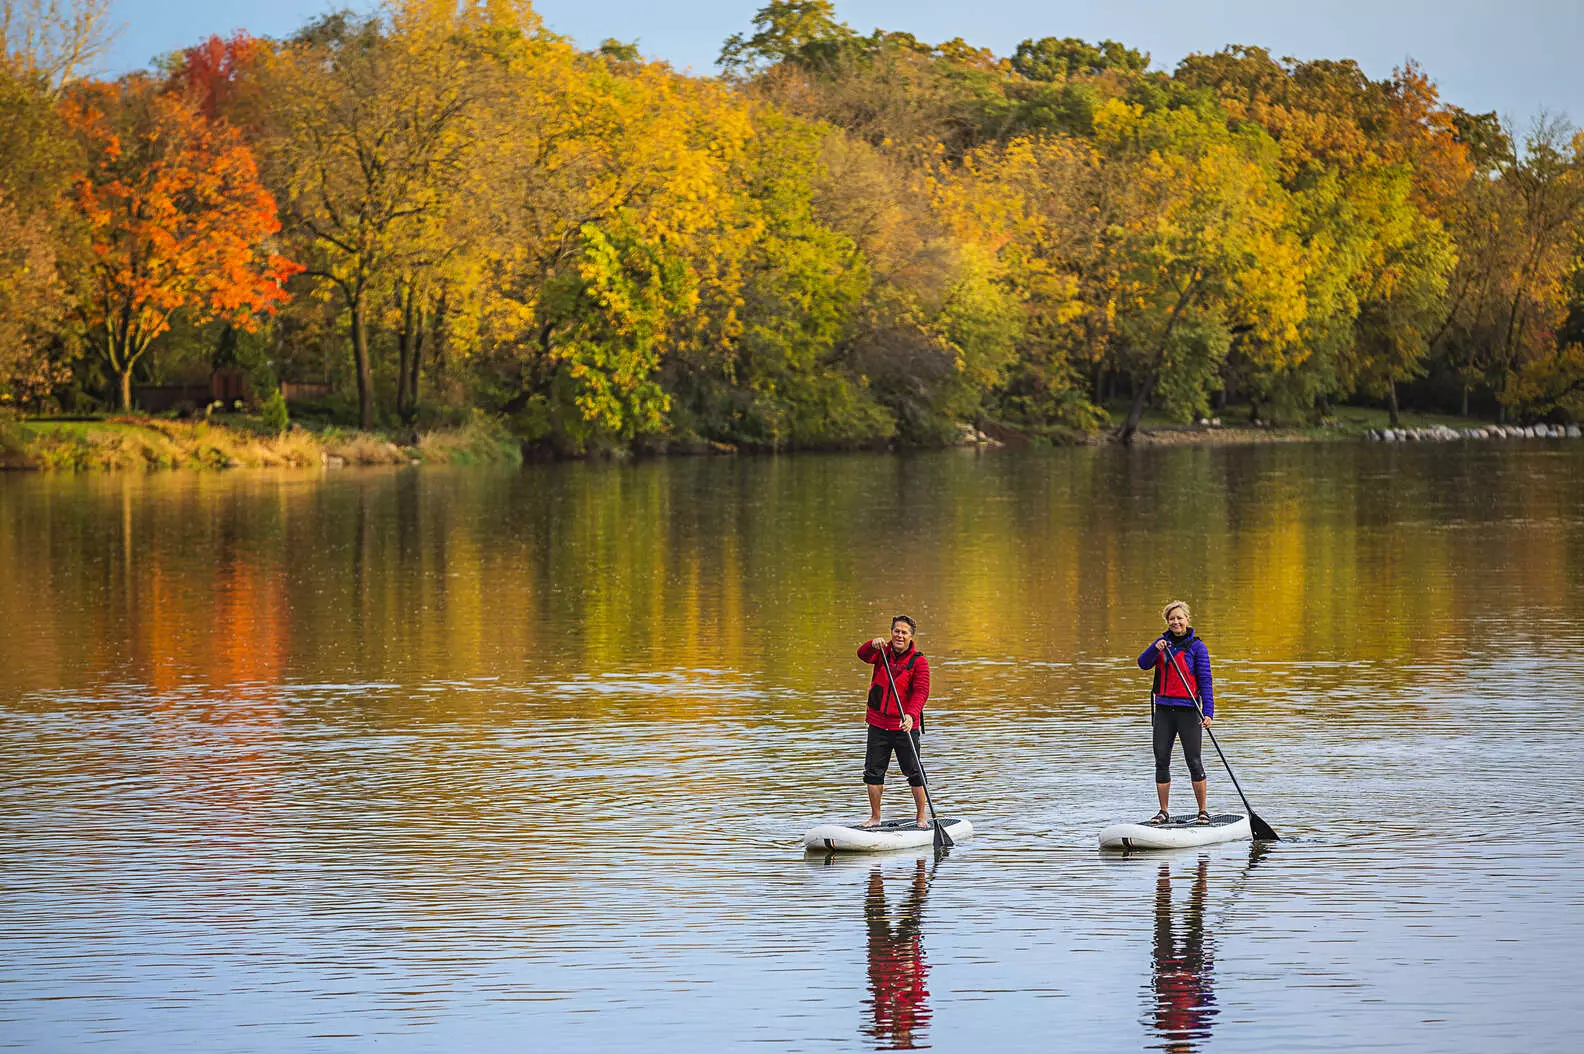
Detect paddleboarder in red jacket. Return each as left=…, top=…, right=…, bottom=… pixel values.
left=857, top=615, right=931, bottom=829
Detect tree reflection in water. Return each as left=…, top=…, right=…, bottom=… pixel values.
left=1148, top=856, right=1218, bottom=1052
left=864, top=858, right=932, bottom=1050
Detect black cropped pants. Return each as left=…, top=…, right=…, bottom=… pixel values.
left=1153, top=705, right=1206, bottom=783
left=863, top=726, right=925, bottom=787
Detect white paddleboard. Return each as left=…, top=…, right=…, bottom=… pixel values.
left=1098, top=813, right=1251, bottom=851
left=803, top=817, right=974, bottom=853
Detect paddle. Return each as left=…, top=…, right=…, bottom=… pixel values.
left=877, top=644, right=954, bottom=851
left=1165, top=647, right=1280, bottom=841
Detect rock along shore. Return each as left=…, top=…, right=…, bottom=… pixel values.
left=1366, top=423, right=1583, bottom=442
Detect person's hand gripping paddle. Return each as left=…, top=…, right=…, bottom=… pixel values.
left=878, top=645, right=954, bottom=851
left=1166, top=648, right=1279, bottom=841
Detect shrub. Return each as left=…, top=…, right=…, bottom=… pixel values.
left=260, top=389, right=289, bottom=434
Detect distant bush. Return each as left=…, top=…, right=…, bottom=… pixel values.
left=260, top=389, right=289, bottom=434
left=416, top=411, right=523, bottom=465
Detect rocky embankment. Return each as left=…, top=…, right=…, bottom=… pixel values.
left=1367, top=423, right=1583, bottom=442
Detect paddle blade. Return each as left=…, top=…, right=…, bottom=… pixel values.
left=1249, top=812, right=1279, bottom=841
left=934, top=823, right=954, bottom=850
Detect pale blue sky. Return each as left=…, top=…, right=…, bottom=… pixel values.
left=103, top=1, right=1580, bottom=130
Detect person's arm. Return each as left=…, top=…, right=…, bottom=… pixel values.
left=1138, top=641, right=1165, bottom=670
left=904, top=655, right=930, bottom=725
left=858, top=640, right=880, bottom=664
left=1195, top=643, right=1214, bottom=718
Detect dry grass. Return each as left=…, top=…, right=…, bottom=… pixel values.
left=414, top=413, right=522, bottom=465
left=3, top=413, right=522, bottom=471
left=320, top=430, right=408, bottom=465
left=15, top=418, right=323, bottom=470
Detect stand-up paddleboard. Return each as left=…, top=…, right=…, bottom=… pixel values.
left=1098, top=813, right=1251, bottom=851
left=804, top=817, right=973, bottom=853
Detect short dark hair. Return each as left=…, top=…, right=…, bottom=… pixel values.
left=891, top=614, right=917, bottom=633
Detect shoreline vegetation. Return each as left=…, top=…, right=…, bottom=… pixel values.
left=4, top=406, right=1580, bottom=472
left=4, top=2, right=1584, bottom=459
left=0, top=414, right=523, bottom=471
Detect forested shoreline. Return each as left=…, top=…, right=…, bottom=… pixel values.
left=3, top=0, right=1584, bottom=458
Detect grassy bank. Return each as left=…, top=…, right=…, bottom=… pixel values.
left=0, top=413, right=523, bottom=471
left=1, top=404, right=1556, bottom=471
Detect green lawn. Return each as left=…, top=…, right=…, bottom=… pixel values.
left=1325, top=406, right=1493, bottom=431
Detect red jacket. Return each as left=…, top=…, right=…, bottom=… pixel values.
left=858, top=641, right=930, bottom=731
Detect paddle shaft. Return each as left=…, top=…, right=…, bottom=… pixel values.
left=877, top=645, right=953, bottom=850
left=1164, top=647, right=1279, bottom=841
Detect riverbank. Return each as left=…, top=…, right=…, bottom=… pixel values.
left=1005, top=404, right=1584, bottom=448
left=0, top=414, right=522, bottom=471
left=4, top=408, right=1579, bottom=470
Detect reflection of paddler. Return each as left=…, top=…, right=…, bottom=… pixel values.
left=865, top=859, right=932, bottom=1049
left=1149, top=857, right=1218, bottom=1053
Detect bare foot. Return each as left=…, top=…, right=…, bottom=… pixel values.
left=856, top=818, right=883, bottom=829
left=915, top=819, right=931, bottom=829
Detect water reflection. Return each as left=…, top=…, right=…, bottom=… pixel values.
left=6, top=444, right=1584, bottom=710
left=1146, top=857, right=1217, bottom=1052
left=864, top=859, right=933, bottom=1050
left=2, top=448, right=1583, bottom=1049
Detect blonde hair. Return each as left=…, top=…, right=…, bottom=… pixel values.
left=1161, top=600, right=1191, bottom=623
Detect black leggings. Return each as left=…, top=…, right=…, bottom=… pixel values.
left=1153, top=705, right=1206, bottom=783
left=863, top=726, right=925, bottom=787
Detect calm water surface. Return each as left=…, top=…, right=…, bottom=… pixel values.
left=2, top=444, right=1581, bottom=1051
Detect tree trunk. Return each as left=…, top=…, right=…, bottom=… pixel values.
left=351, top=291, right=373, bottom=431
left=395, top=284, right=424, bottom=426
left=1460, top=382, right=1469, bottom=418
left=120, top=367, right=133, bottom=412
left=408, top=325, right=423, bottom=422
left=1387, top=380, right=1400, bottom=428
left=1118, top=371, right=1159, bottom=445
left=1118, top=277, right=1199, bottom=445
left=396, top=284, right=413, bottom=423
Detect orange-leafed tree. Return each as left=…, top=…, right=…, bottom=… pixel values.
left=60, top=74, right=300, bottom=410
left=166, top=30, right=275, bottom=139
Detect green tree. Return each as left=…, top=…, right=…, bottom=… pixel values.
left=1095, top=101, right=1308, bottom=441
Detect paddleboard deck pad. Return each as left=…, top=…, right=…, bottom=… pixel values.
left=1098, top=813, right=1251, bottom=851
left=804, top=818, right=974, bottom=852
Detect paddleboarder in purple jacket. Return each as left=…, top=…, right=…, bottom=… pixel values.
left=1138, top=600, right=1214, bottom=825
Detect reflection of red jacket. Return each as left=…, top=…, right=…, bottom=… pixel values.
left=868, top=927, right=928, bottom=1040
left=1151, top=865, right=1217, bottom=1046
left=1153, top=958, right=1213, bottom=1039
left=858, top=641, right=930, bottom=731
left=867, top=869, right=930, bottom=1047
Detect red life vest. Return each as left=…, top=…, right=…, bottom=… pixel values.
left=860, top=641, right=929, bottom=731
left=1154, top=648, right=1200, bottom=701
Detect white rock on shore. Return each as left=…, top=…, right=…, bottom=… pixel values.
left=1366, top=422, right=1581, bottom=443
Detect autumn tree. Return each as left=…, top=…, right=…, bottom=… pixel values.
left=267, top=2, right=524, bottom=429
left=0, top=191, right=69, bottom=405
left=61, top=75, right=299, bottom=409
left=0, top=58, right=77, bottom=405
left=933, top=134, right=1113, bottom=429
left=165, top=30, right=273, bottom=133
left=1094, top=101, right=1307, bottom=441
left=1435, top=118, right=1584, bottom=420
left=2, top=0, right=114, bottom=93
left=718, top=0, right=853, bottom=77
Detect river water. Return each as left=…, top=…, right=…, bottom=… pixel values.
left=1, top=443, right=1580, bottom=1051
